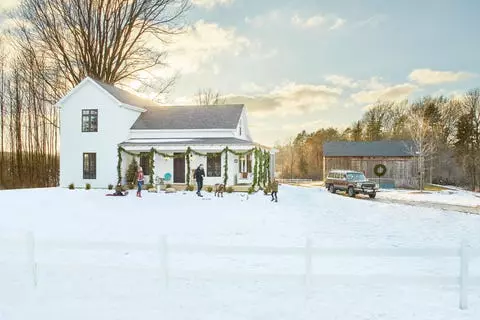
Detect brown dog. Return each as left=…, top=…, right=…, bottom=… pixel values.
left=214, top=183, right=224, bottom=197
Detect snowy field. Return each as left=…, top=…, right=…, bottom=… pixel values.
left=378, top=188, right=480, bottom=207
left=1, top=185, right=480, bottom=319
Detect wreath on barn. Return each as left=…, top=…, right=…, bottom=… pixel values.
left=373, top=164, right=387, bottom=177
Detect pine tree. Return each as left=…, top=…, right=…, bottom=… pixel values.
left=126, top=157, right=139, bottom=185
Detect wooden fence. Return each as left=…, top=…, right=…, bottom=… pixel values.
left=1, top=233, right=479, bottom=310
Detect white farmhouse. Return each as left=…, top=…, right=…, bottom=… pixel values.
left=57, top=77, right=275, bottom=188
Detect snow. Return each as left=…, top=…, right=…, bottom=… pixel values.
left=1, top=185, right=480, bottom=319
left=378, top=188, right=480, bottom=207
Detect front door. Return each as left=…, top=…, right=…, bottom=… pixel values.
left=173, top=154, right=185, bottom=183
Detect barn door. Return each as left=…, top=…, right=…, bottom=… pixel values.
left=173, top=154, right=185, bottom=183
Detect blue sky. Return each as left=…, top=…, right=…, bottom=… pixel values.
left=160, top=0, right=480, bottom=145
left=1, top=0, right=479, bottom=145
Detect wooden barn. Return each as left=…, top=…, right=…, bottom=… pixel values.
left=323, top=140, right=418, bottom=188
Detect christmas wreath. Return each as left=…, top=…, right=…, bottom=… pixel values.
left=373, top=164, right=387, bottom=177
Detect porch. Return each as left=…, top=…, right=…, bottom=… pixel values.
left=118, top=138, right=274, bottom=187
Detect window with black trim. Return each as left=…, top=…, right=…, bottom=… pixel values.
left=83, top=153, right=96, bottom=179
left=139, top=153, right=151, bottom=175
left=82, top=109, right=98, bottom=132
left=207, top=154, right=221, bottom=177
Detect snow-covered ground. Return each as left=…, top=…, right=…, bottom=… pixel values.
left=378, top=188, right=480, bottom=207
left=1, top=186, right=480, bottom=320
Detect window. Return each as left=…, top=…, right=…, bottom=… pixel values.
left=139, top=153, right=150, bottom=175
left=82, top=109, right=98, bottom=132
left=83, top=153, right=96, bottom=179
left=239, top=154, right=252, bottom=173
left=207, top=153, right=221, bottom=177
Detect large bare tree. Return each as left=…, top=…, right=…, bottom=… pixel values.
left=12, top=0, right=190, bottom=96
left=195, top=88, right=226, bottom=105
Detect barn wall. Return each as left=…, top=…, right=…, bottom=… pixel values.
left=324, top=156, right=418, bottom=188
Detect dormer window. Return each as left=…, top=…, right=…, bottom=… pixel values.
left=82, top=109, right=98, bottom=132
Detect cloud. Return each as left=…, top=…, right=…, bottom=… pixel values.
left=330, top=18, right=346, bottom=30
left=0, top=0, right=19, bottom=11
left=245, top=10, right=281, bottom=28
left=160, top=20, right=250, bottom=76
left=240, top=82, right=266, bottom=93
left=191, top=0, right=233, bottom=9
left=408, top=69, right=475, bottom=85
left=225, top=82, right=342, bottom=116
left=291, top=13, right=345, bottom=30
left=324, top=75, right=358, bottom=88
left=351, top=83, right=417, bottom=104
left=355, top=14, right=387, bottom=28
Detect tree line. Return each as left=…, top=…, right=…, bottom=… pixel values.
left=0, top=0, right=189, bottom=189
left=275, top=89, right=480, bottom=191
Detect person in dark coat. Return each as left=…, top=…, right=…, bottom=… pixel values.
left=194, top=164, right=205, bottom=197
left=271, top=179, right=279, bottom=202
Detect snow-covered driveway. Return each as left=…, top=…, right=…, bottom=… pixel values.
left=0, top=186, right=480, bottom=319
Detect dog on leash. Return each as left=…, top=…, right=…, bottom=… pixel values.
left=214, top=183, right=225, bottom=197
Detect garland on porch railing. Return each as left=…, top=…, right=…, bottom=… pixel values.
left=264, top=150, right=271, bottom=187
left=223, top=147, right=229, bottom=186
left=117, top=146, right=267, bottom=187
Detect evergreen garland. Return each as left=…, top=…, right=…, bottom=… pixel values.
left=149, top=149, right=155, bottom=185
left=186, top=147, right=191, bottom=186
left=117, top=145, right=270, bottom=189
left=252, top=148, right=259, bottom=187
left=257, top=149, right=263, bottom=188
left=265, top=150, right=271, bottom=186
left=223, top=147, right=229, bottom=186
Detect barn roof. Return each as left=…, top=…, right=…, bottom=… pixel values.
left=323, top=140, right=416, bottom=157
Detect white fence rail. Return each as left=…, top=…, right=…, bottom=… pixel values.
left=1, top=233, right=478, bottom=310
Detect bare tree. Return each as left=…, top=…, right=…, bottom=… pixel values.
left=195, top=88, right=226, bottom=105
left=12, top=0, right=190, bottom=98
left=405, top=110, right=437, bottom=191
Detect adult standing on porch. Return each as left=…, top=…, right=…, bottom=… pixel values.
left=194, top=164, right=205, bottom=197
left=137, top=167, right=144, bottom=198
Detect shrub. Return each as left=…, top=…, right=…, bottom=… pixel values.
left=248, top=186, right=255, bottom=194
left=226, top=186, right=234, bottom=193
left=85, top=183, right=91, bottom=190
left=206, top=186, right=213, bottom=192
left=121, top=185, right=128, bottom=192
left=68, top=183, right=75, bottom=190
left=108, top=184, right=114, bottom=190
left=128, top=183, right=135, bottom=190
left=146, top=183, right=153, bottom=190
left=166, top=184, right=172, bottom=189
left=185, top=184, right=195, bottom=191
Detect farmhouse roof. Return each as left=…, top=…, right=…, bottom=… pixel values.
left=89, top=78, right=245, bottom=131
left=323, top=140, right=416, bottom=157
left=90, top=78, right=162, bottom=108
left=130, top=104, right=245, bottom=130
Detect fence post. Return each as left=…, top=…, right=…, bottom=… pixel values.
left=459, top=240, right=469, bottom=310
left=27, top=232, right=37, bottom=288
left=305, top=237, right=312, bottom=291
left=160, top=235, right=169, bottom=289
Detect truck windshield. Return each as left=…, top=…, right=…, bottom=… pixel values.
left=346, top=173, right=367, bottom=181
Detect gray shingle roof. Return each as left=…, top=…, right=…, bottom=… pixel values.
left=120, top=137, right=254, bottom=147
left=323, top=140, right=416, bottom=157
left=131, top=104, right=244, bottom=130
left=91, top=78, right=161, bottom=108
left=89, top=78, right=245, bottom=131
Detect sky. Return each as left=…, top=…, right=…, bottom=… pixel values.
left=1, top=0, right=480, bottom=146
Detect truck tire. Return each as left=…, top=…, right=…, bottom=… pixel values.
left=347, top=186, right=355, bottom=197
left=369, top=192, right=376, bottom=199
left=329, top=185, right=336, bottom=193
